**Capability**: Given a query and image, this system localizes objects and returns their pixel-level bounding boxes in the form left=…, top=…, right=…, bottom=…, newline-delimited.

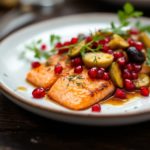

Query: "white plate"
left=0, top=13, right=150, bottom=126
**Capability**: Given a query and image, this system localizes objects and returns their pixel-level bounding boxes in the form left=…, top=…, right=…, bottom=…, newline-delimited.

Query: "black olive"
left=126, top=47, right=145, bottom=64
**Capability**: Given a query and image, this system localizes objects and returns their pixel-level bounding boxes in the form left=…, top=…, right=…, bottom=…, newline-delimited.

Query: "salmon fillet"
left=26, top=54, right=70, bottom=88
left=48, top=69, right=115, bottom=110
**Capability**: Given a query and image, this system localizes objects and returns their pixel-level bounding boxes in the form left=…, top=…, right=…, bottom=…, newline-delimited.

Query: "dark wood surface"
left=1, top=1, right=150, bottom=150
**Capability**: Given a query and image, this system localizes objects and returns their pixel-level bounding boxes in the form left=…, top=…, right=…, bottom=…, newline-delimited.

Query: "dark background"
left=0, top=0, right=150, bottom=150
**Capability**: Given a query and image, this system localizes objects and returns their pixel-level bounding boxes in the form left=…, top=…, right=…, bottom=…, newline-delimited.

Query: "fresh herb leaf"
left=146, top=48, right=150, bottom=66
left=123, top=2, right=134, bottom=14
left=50, top=34, right=61, bottom=46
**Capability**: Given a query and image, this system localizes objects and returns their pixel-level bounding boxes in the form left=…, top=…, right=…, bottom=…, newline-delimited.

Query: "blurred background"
left=0, top=0, right=150, bottom=40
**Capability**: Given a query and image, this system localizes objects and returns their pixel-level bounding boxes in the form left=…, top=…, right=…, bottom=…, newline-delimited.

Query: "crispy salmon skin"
left=48, top=69, right=115, bottom=110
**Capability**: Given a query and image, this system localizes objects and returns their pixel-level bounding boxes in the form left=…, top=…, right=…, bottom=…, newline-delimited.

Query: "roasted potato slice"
left=133, top=73, right=150, bottom=88
left=108, top=34, right=129, bottom=49
left=82, top=52, right=114, bottom=68
left=109, top=62, right=123, bottom=88
left=139, top=32, right=150, bottom=48
left=140, top=64, right=150, bottom=75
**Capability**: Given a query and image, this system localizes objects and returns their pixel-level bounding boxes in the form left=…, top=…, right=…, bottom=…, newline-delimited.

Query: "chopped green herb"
left=50, top=34, right=61, bottom=46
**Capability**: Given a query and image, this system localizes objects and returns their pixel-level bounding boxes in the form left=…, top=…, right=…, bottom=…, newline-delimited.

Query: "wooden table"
left=1, top=1, right=150, bottom=149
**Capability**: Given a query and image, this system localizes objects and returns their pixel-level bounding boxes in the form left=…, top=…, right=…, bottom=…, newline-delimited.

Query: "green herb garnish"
left=50, top=34, right=61, bottom=46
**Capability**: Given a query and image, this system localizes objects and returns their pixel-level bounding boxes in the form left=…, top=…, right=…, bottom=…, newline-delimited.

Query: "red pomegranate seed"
left=133, top=64, right=142, bottom=72
left=41, top=44, right=47, bottom=50
left=92, top=104, right=101, bottom=112
left=128, top=38, right=135, bottom=46
left=113, top=51, right=124, bottom=60
left=71, top=57, right=82, bottom=67
left=140, top=87, right=149, bottom=96
left=129, top=28, right=139, bottom=35
left=131, top=72, right=138, bottom=79
left=54, top=64, right=63, bottom=74
left=71, top=37, right=78, bottom=44
left=134, top=42, right=143, bottom=51
left=31, top=61, right=41, bottom=68
left=55, top=42, right=63, bottom=48
left=63, top=41, right=71, bottom=46
left=88, top=67, right=98, bottom=79
left=97, top=68, right=104, bottom=79
left=102, top=45, right=109, bottom=52
left=117, top=57, right=127, bottom=67
left=99, top=37, right=110, bottom=45
left=74, top=65, right=83, bottom=74
left=102, top=72, right=110, bottom=80
left=92, top=42, right=98, bottom=49
left=86, top=36, right=92, bottom=43
left=124, top=79, right=135, bottom=91
left=32, top=87, right=45, bottom=98
left=115, top=88, right=126, bottom=99
left=107, top=49, right=113, bottom=54
left=123, top=69, right=132, bottom=79
left=126, top=63, right=133, bottom=71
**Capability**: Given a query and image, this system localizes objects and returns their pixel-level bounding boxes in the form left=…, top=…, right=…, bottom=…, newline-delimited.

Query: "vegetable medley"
left=25, top=3, right=150, bottom=111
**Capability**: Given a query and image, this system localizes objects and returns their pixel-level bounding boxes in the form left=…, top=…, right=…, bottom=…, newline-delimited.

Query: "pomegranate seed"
left=41, top=44, right=47, bottom=50
left=71, top=57, right=82, bottom=67
left=134, top=42, right=143, bottom=51
left=71, top=37, right=78, bottom=44
left=102, top=45, right=109, bottom=52
left=32, top=87, right=45, bottom=98
left=74, top=65, right=83, bottom=74
left=113, top=51, right=124, bottom=60
left=99, top=37, right=110, bottom=45
left=128, top=38, right=135, bottom=46
left=133, top=64, right=142, bottom=72
left=55, top=42, right=63, bottom=48
left=92, top=104, right=101, bottom=112
left=97, top=68, right=104, bottom=79
left=126, top=63, right=133, bottom=71
left=31, top=61, right=41, bottom=68
left=107, top=49, right=113, bottom=54
left=92, top=42, right=98, bottom=49
left=124, top=79, right=135, bottom=91
left=86, top=36, right=92, bottom=43
left=129, top=28, right=139, bottom=35
left=54, top=64, right=63, bottom=74
left=63, top=41, right=71, bottom=46
left=140, top=87, right=149, bottom=96
left=123, top=69, right=132, bottom=79
left=115, top=88, right=126, bottom=99
left=117, top=57, right=127, bottom=67
left=131, top=72, right=138, bottom=79
left=88, top=67, right=98, bottom=79
left=102, top=72, right=110, bottom=80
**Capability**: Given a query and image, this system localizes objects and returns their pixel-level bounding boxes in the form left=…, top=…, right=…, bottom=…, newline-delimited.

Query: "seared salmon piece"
left=48, top=69, right=115, bottom=110
left=26, top=54, right=70, bottom=88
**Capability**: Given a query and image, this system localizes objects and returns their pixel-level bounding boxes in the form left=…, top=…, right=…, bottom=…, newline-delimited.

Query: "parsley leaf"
left=146, top=48, right=150, bottom=66
left=50, top=34, right=61, bottom=46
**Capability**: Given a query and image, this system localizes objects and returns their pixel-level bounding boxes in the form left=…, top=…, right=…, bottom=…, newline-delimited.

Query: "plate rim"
left=1, top=12, right=150, bottom=119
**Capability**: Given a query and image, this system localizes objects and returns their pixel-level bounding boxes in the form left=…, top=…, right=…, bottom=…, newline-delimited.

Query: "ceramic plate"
left=1, top=13, right=150, bottom=126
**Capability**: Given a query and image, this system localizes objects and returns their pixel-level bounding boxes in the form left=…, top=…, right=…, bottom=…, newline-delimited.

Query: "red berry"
left=92, top=104, right=101, bottom=112
left=54, top=64, right=63, bottom=74
left=32, top=87, right=45, bottom=98
left=74, top=65, right=83, bottom=74
left=133, top=64, right=142, bottom=72
left=113, top=51, right=124, bottom=60
left=124, top=79, right=135, bottom=91
left=131, top=72, right=138, bottom=79
left=126, top=63, right=133, bottom=71
left=71, top=37, right=78, bottom=44
left=140, top=87, right=149, bottom=96
left=123, top=69, right=132, bottom=79
left=102, top=72, right=110, bottom=80
left=117, top=57, right=127, bottom=67
left=88, top=67, right=98, bottom=79
left=129, top=28, right=139, bottom=35
left=31, top=61, right=41, bottom=68
left=41, top=44, right=47, bottom=50
left=86, top=36, right=92, bottom=43
left=134, top=42, right=143, bottom=51
left=71, top=57, right=82, bottom=67
left=102, top=45, right=109, bottom=52
left=97, top=68, right=104, bottom=79
left=55, top=42, right=62, bottom=48
left=115, top=88, right=126, bottom=99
